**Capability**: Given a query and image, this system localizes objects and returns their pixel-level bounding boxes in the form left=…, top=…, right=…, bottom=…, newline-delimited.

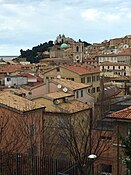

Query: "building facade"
left=42, top=65, right=101, bottom=102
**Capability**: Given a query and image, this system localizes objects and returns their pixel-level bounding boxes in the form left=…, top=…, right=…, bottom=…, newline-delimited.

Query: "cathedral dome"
left=60, top=43, right=68, bottom=49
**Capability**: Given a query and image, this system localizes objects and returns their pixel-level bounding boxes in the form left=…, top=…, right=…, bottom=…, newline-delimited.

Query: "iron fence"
left=0, top=151, right=78, bottom=175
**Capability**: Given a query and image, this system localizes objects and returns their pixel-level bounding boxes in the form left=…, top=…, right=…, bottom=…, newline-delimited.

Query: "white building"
left=3, top=75, right=28, bottom=87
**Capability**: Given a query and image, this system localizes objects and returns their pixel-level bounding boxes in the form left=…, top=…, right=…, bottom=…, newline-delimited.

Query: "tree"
left=0, top=109, right=24, bottom=175
left=18, top=40, right=54, bottom=63
left=123, top=129, right=131, bottom=174
left=0, top=104, right=45, bottom=175
left=57, top=109, right=113, bottom=175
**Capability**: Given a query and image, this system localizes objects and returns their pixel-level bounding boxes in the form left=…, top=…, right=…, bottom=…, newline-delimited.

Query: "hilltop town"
left=0, top=34, right=131, bottom=175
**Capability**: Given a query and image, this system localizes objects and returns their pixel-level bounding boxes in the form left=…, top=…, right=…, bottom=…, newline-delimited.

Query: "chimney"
left=45, top=78, right=50, bottom=94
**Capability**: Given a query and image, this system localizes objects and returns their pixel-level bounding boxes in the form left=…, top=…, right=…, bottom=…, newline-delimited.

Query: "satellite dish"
left=57, top=84, right=62, bottom=89
left=53, top=99, right=60, bottom=105
left=63, top=87, right=68, bottom=92
left=57, top=75, right=61, bottom=79
left=64, top=97, right=68, bottom=103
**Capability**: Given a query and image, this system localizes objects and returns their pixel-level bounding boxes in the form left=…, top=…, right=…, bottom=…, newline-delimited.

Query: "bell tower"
left=73, top=42, right=84, bottom=63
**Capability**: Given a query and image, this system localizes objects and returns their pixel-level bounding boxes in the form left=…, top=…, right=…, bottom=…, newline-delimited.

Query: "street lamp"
left=88, top=154, right=97, bottom=175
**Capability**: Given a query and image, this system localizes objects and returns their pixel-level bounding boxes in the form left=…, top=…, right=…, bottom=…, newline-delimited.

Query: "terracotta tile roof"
left=3, top=87, right=29, bottom=95
left=33, top=97, right=89, bottom=113
left=58, top=99, right=90, bottom=113
left=52, top=78, right=90, bottom=90
left=117, top=48, right=131, bottom=55
left=65, top=65, right=100, bottom=75
left=0, top=64, right=22, bottom=73
left=86, top=60, right=98, bottom=63
left=108, top=106, right=131, bottom=120
left=28, top=82, right=43, bottom=86
left=100, top=61, right=128, bottom=66
left=30, top=83, right=45, bottom=90
left=0, top=75, right=6, bottom=78
left=36, top=76, right=44, bottom=82
left=20, top=73, right=36, bottom=79
left=45, top=91, right=73, bottom=99
left=41, top=57, right=71, bottom=61
left=110, top=76, right=131, bottom=81
left=98, top=54, right=117, bottom=57
left=0, top=92, right=45, bottom=112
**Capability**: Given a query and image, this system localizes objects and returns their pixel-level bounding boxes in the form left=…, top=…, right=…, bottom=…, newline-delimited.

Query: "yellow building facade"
left=42, top=65, right=100, bottom=102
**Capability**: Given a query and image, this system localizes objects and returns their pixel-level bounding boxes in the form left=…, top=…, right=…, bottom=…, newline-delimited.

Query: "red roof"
left=108, top=106, right=131, bottom=120
left=65, top=65, right=100, bottom=75
left=117, top=48, right=131, bottom=55
left=0, top=64, right=22, bottom=73
left=36, top=76, right=44, bottom=82
left=28, top=82, right=43, bottom=86
left=20, top=73, right=36, bottom=79
left=0, top=75, right=6, bottom=78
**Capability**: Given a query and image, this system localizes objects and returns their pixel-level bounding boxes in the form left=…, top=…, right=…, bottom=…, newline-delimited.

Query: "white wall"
left=4, top=76, right=28, bottom=86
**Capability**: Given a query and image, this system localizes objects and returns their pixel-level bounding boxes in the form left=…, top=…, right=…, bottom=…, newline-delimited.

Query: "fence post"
left=16, top=153, right=21, bottom=175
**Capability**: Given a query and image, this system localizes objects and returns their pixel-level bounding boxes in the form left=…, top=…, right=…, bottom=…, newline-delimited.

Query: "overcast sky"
left=0, top=0, right=131, bottom=55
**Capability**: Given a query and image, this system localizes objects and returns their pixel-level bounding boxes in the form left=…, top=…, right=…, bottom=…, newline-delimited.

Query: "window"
left=88, top=89, right=91, bottom=93
left=76, top=46, right=79, bottom=52
left=57, top=67, right=60, bottom=72
left=127, top=124, right=131, bottom=136
left=87, top=77, right=91, bottom=82
left=100, top=136, right=112, bottom=141
left=81, top=77, right=85, bottom=83
left=97, top=76, right=100, bottom=81
left=92, top=87, right=95, bottom=93
left=7, top=77, right=11, bottom=81
left=92, top=76, right=95, bottom=82
left=118, top=66, right=120, bottom=69
left=97, top=87, right=100, bottom=92
left=76, top=91, right=79, bottom=98
left=67, top=78, right=74, bottom=81
left=96, top=120, right=113, bottom=130
left=81, top=90, right=83, bottom=97
left=101, top=164, right=112, bottom=174
left=127, top=129, right=131, bottom=136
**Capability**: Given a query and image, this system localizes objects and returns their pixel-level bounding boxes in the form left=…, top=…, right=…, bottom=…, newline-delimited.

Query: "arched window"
left=76, top=46, right=79, bottom=52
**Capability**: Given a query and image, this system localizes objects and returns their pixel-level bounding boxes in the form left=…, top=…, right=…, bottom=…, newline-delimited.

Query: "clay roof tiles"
left=108, top=106, right=131, bottom=120
left=65, top=65, right=100, bottom=75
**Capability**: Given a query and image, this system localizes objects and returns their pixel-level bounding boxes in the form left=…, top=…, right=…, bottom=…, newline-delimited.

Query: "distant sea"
left=0, top=56, right=18, bottom=60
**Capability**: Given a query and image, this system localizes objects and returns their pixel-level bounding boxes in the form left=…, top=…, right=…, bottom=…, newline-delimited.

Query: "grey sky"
left=0, top=0, right=131, bottom=55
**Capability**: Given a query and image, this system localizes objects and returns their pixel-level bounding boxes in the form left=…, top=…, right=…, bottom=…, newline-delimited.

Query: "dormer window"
left=57, top=67, right=60, bottom=72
